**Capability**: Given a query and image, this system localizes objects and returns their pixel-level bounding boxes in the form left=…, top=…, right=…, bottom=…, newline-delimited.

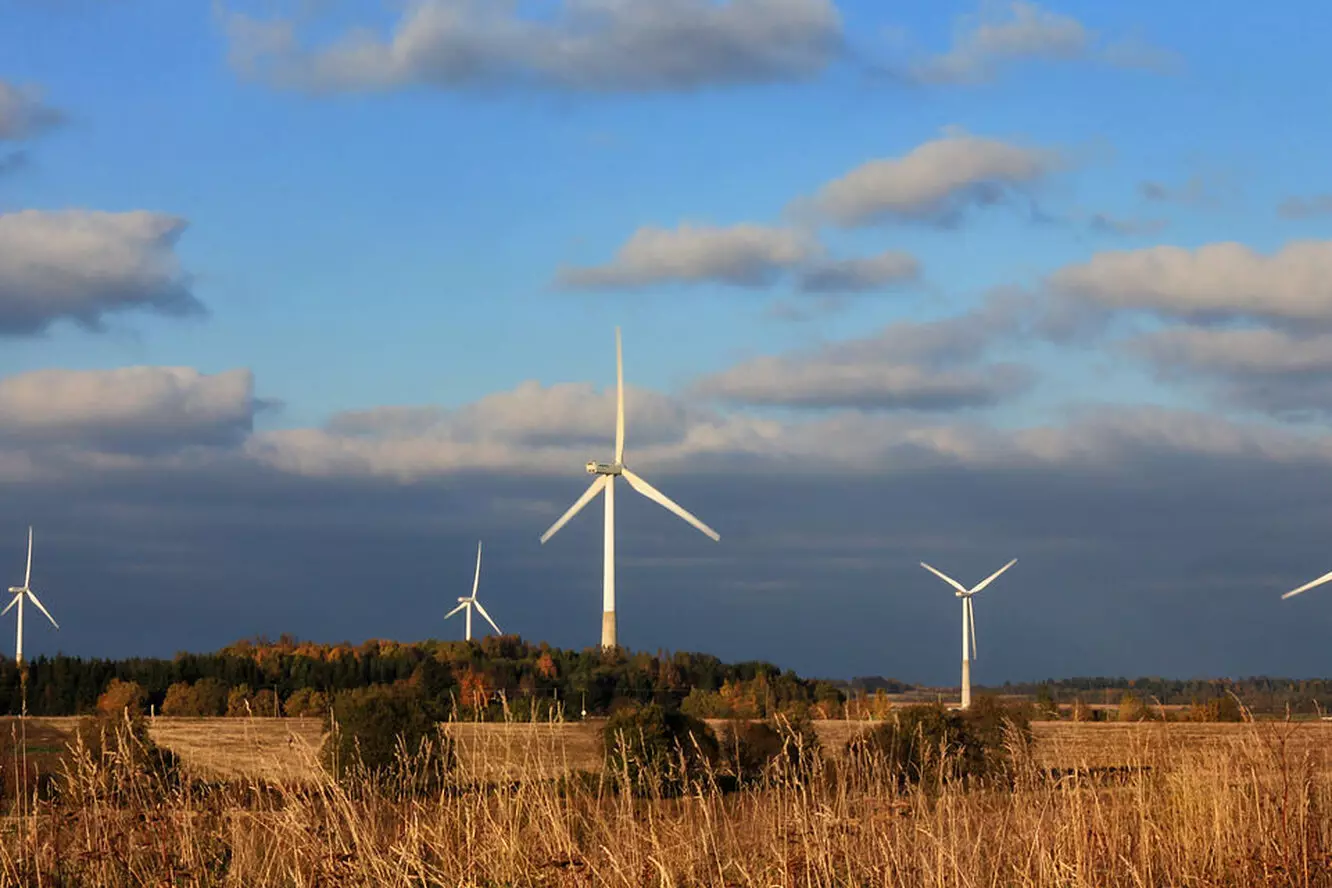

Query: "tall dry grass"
left=1, top=712, right=1331, bottom=886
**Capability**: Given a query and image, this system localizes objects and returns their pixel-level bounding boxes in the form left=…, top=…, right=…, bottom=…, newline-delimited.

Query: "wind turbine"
left=4, top=527, right=58, bottom=666
left=1281, top=568, right=1332, bottom=600
left=540, top=327, right=720, bottom=649
left=445, top=541, right=501, bottom=641
left=919, top=558, right=1016, bottom=709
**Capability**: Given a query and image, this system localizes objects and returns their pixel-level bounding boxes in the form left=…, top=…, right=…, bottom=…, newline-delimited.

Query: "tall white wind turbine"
left=919, top=558, right=1016, bottom=709
left=3, top=527, right=59, bottom=667
left=445, top=541, right=501, bottom=642
left=540, top=327, right=720, bottom=649
left=1281, top=567, right=1332, bottom=601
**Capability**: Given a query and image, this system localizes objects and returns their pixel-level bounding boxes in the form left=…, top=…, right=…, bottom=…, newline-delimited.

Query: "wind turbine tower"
left=540, top=327, right=720, bottom=649
left=919, top=558, right=1016, bottom=709
left=4, top=527, right=59, bottom=717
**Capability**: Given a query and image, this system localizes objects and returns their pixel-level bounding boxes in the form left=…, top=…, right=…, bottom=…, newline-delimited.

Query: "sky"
left=3, top=0, right=1332, bottom=685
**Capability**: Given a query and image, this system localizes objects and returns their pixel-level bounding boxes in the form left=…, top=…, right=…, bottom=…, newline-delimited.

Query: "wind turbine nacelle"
left=586, top=461, right=622, bottom=475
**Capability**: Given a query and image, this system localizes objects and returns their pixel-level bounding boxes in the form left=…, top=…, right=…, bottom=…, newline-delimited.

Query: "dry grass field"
left=5, top=714, right=1332, bottom=885
left=12, top=714, right=1332, bottom=782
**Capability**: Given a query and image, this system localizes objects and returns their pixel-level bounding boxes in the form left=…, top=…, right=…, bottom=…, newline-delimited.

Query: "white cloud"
left=908, top=1, right=1178, bottom=85
left=808, top=131, right=1061, bottom=227
left=693, top=311, right=1034, bottom=410
left=556, top=223, right=815, bottom=289
left=0, top=210, right=201, bottom=335
left=1048, top=240, right=1332, bottom=324
left=0, top=367, right=257, bottom=450
left=0, top=80, right=62, bottom=141
left=224, top=0, right=844, bottom=94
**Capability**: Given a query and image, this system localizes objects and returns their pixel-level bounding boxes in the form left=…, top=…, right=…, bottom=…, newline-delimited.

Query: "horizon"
left=4, top=1, right=1332, bottom=683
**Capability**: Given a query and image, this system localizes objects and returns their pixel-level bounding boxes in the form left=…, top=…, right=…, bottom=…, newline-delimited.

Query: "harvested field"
left=5, top=714, right=1332, bottom=886
left=145, top=717, right=325, bottom=782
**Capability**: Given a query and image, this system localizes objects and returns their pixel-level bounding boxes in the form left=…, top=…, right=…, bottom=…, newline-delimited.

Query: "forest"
left=0, top=635, right=857, bottom=718
left=2, top=635, right=1326, bottom=717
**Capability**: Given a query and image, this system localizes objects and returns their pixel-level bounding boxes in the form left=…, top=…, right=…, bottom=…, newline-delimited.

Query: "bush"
left=324, top=683, right=452, bottom=791
left=96, top=678, right=148, bottom=718
left=284, top=688, right=329, bottom=719
left=602, top=703, right=718, bottom=796
left=162, top=678, right=228, bottom=716
left=718, top=715, right=821, bottom=786
left=1187, top=695, right=1245, bottom=722
left=61, top=713, right=179, bottom=805
left=848, top=702, right=1026, bottom=787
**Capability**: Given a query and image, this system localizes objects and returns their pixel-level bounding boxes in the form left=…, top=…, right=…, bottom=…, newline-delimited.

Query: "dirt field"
left=9, top=716, right=1332, bottom=784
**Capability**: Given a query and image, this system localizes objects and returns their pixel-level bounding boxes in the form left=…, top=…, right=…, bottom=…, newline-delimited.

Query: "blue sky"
left=4, top=0, right=1332, bottom=684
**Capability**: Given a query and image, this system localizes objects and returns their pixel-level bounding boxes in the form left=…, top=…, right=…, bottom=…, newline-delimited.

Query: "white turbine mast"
left=3, top=526, right=59, bottom=669
left=919, top=558, right=1016, bottom=710
left=540, top=327, right=720, bottom=649
left=445, top=541, right=501, bottom=642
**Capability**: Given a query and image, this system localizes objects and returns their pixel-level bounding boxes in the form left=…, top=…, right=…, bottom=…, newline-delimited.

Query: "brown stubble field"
left=4, top=716, right=1332, bottom=885
left=9, top=715, right=1332, bottom=781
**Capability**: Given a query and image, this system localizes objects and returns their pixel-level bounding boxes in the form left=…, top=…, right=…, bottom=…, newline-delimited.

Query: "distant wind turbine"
left=445, top=542, right=501, bottom=642
left=1282, top=567, right=1332, bottom=600
left=539, top=327, right=720, bottom=649
left=919, top=558, right=1016, bottom=710
left=4, top=527, right=58, bottom=668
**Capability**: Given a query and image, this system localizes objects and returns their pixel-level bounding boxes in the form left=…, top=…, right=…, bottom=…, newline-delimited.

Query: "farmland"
left=7, top=715, right=1332, bottom=782
left=4, top=715, right=1332, bottom=885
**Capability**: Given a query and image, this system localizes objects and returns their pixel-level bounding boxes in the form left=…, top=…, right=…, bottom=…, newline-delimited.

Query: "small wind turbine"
left=3, top=526, right=58, bottom=667
left=1282, top=568, right=1332, bottom=601
left=919, top=558, right=1016, bottom=710
left=540, top=327, right=720, bottom=649
left=445, top=541, right=501, bottom=641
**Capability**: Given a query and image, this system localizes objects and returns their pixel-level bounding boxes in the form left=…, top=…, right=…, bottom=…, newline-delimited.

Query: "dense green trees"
left=0, top=636, right=857, bottom=718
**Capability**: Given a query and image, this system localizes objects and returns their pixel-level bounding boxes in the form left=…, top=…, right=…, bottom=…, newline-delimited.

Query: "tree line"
left=0, top=635, right=861, bottom=719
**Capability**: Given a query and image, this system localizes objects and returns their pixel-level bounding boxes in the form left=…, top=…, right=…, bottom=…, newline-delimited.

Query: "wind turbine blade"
left=621, top=468, right=720, bottom=541
left=614, top=327, right=625, bottom=464
left=1282, top=568, right=1332, bottom=600
left=444, top=602, right=468, bottom=620
left=970, top=558, right=1017, bottom=596
left=26, top=589, right=57, bottom=630
left=472, top=541, right=482, bottom=599
left=0, top=593, right=17, bottom=618
left=540, top=475, right=609, bottom=544
left=24, top=526, right=32, bottom=588
left=920, top=562, right=968, bottom=594
left=967, top=597, right=977, bottom=660
left=474, top=600, right=502, bottom=635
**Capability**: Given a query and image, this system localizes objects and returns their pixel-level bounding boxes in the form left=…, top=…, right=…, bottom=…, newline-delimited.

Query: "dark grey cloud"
left=805, top=130, right=1062, bottom=228
left=795, top=250, right=920, bottom=293
left=1130, top=326, right=1332, bottom=420
left=905, top=1, right=1178, bottom=85
left=223, top=0, right=844, bottom=94
left=1278, top=194, right=1332, bottom=220
left=0, top=210, right=202, bottom=335
left=0, top=80, right=63, bottom=142
left=1087, top=212, right=1168, bottom=237
left=1138, top=174, right=1225, bottom=208
left=7, top=403, right=1332, bottom=684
